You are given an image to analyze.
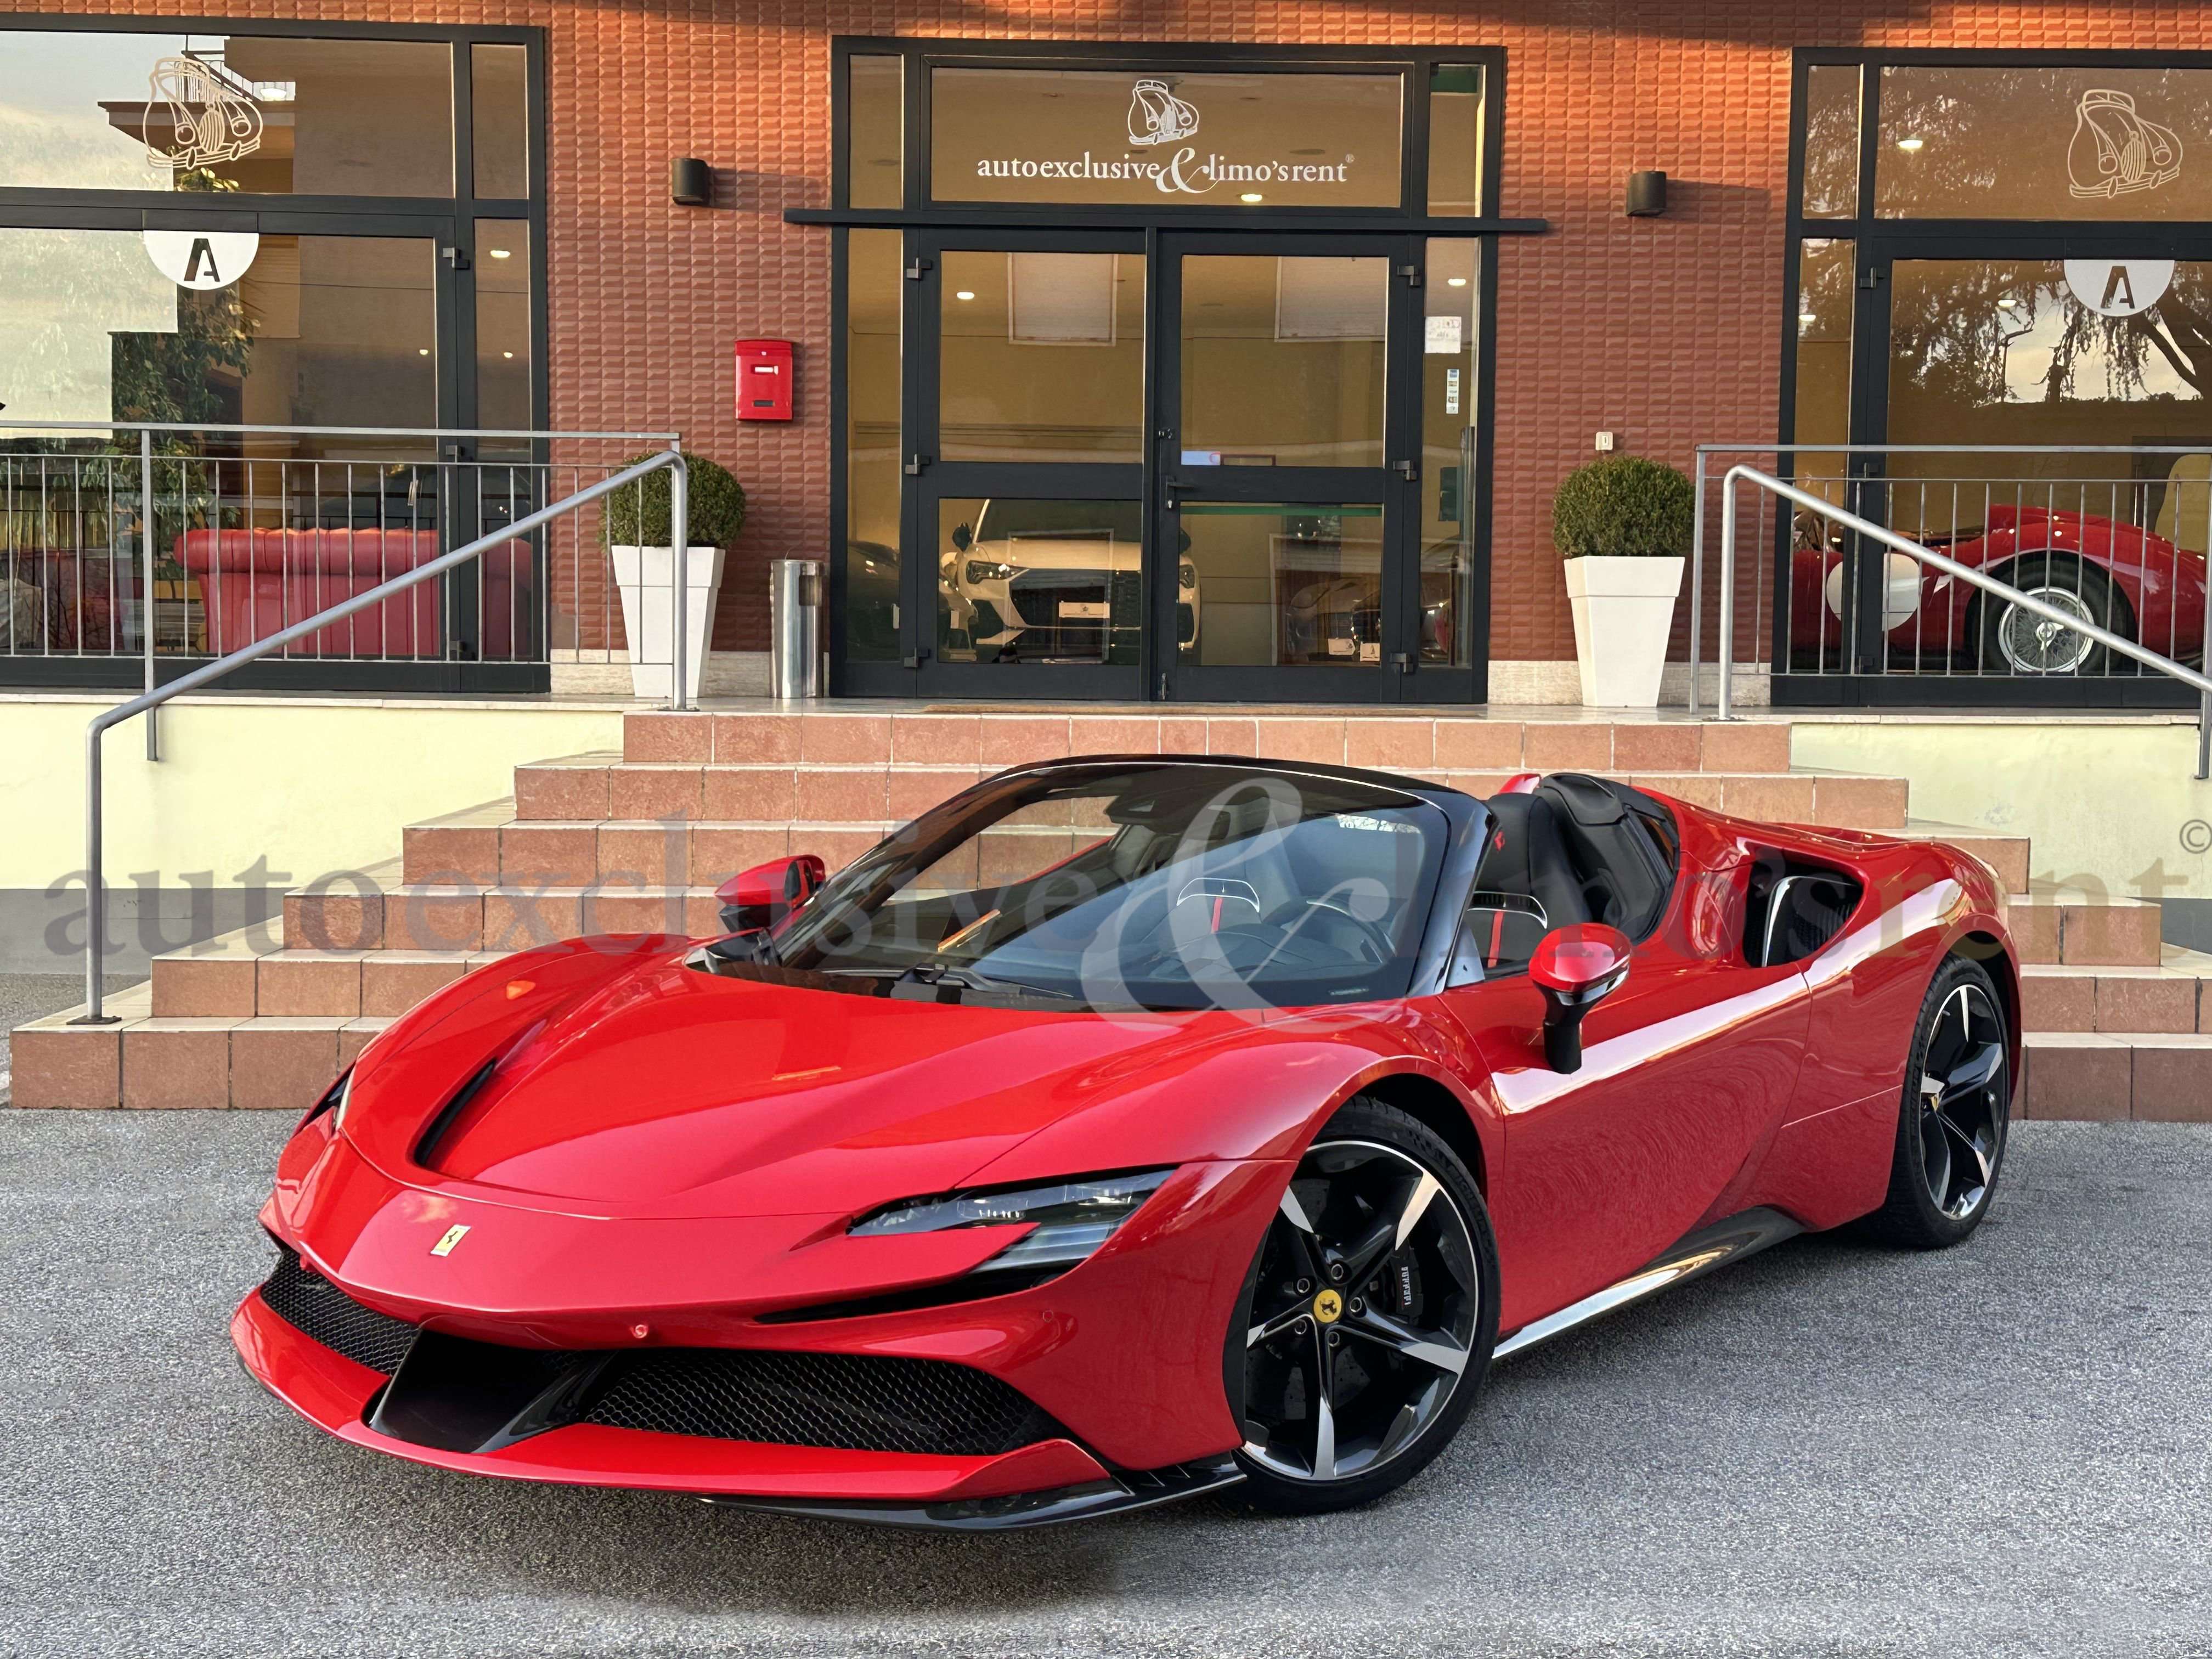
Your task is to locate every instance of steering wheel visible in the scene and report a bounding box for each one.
[1273,899,1395,967]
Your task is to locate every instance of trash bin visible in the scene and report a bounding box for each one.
[769,557,825,700]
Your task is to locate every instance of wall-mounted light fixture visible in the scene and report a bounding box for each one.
[671,157,712,207]
[1625,170,1668,217]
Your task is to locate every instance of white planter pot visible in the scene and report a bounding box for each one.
[1564,555,1685,708]
[612,545,724,702]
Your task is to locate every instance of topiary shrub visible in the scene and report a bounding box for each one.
[1551,455,1694,559]
[601,451,747,547]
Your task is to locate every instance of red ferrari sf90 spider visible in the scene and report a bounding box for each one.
[235,757,2019,1527]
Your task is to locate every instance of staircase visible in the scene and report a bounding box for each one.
[14,710,2210,1120]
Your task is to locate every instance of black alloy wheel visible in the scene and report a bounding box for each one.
[1865,956,2013,1248]
[1233,1099,1497,1514]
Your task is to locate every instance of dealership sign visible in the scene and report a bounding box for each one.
[966,78,1356,198]
[934,67,1401,207]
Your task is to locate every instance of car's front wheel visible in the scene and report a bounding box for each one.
[1229,1098,1498,1515]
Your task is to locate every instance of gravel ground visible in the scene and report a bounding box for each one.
[3,1113,2210,1658]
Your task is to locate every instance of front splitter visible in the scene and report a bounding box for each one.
[700,1453,1246,1531]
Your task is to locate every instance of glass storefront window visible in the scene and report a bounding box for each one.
[1886,258,2211,510]
[1800,65,1860,218]
[932,67,1403,207]
[847,55,903,208]
[1420,240,1479,668]
[1877,65,2212,221]
[1179,503,1384,667]
[936,497,1144,665]
[1181,255,1387,469]
[845,229,902,662]
[0,31,453,196]
[474,219,531,431]
[470,44,528,198]
[0,227,436,450]
[1425,65,1486,215]
[939,250,1144,463]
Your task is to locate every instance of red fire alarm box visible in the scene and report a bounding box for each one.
[735,338,794,421]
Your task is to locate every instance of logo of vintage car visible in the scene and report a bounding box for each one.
[1311,1288,1344,1324]
[144,55,266,172]
[1127,78,1199,148]
[430,1224,471,1257]
[2068,87,2183,200]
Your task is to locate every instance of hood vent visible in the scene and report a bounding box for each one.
[413,1057,501,1169]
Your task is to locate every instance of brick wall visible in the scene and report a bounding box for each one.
[30,0,2212,663]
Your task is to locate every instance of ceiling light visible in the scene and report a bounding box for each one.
[501,350,514,358]
[1240,192,1263,203]
[1446,276,1469,287]
[1996,296,2018,309]
[488,248,512,259]
[417,347,430,356]
[954,290,976,301]
[1799,311,1818,324]
[1897,136,1925,151]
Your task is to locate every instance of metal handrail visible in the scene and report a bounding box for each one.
[1717,464,2212,782]
[1688,441,2212,718]
[71,445,690,1024]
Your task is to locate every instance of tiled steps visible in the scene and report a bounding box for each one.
[8,706,2198,1119]
[24,945,2212,1121]
[617,710,1801,774]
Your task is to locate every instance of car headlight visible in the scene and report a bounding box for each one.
[1179,561,1197,590]
[964,558,1016,585]
[849,1167,1175,1274]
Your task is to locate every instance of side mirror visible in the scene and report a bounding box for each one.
[1528,923,1632,1075]
[715,854,826,936]
[951,522,974,552]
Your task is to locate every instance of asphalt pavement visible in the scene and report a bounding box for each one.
[4,1112,2211,1659]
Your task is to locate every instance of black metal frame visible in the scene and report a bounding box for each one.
[1778,46,2211,708]
[0,14,550,693]
[812,36,1534,703]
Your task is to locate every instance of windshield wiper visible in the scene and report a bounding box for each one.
[815,962,1079,1000]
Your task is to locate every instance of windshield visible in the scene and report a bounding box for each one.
[758,762,1449,1011]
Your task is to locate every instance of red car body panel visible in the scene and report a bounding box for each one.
[1790,502,2208,657]
[236,765,2018,1514]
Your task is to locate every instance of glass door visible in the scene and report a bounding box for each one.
[902,229,1147,697]
[1157,233,1445,703]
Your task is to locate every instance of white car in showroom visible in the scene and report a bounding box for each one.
[939,499,1199,664]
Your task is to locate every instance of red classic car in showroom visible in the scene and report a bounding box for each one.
[235,758,2018,1528]
[1791,501,2208,674]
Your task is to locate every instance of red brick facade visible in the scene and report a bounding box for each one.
[29,1,2212,665]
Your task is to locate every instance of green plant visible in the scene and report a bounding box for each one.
[1551,455,1694,559]
[601,451,747,547]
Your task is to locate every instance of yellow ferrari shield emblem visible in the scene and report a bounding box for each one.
[1312,1288,1343,1324]
[430,1223,470,1257]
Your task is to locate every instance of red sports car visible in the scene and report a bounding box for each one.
[1790,502,2208,674]
[235,757,2019,1527]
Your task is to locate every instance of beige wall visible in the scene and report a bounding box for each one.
[0,695,620,893]
[1791,716,2212,901]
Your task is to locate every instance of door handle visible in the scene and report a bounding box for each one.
[902,647,930,668]
[905,454,932,475]
[1394,459,1419,482]
[1391,652,1415,674]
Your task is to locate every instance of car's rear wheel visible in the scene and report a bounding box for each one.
[1974,554,2130,676]
[1861,956,2012,1249]
[1230,1099,1498,1514]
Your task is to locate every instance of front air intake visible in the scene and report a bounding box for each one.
[258,1248,419,1375]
